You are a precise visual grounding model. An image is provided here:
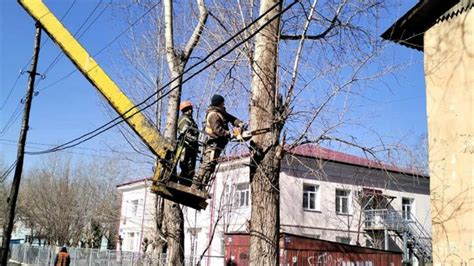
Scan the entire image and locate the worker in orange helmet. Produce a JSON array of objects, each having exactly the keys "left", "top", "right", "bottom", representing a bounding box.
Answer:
[{"left": 177, "top": 100, "right": 199, "bottom": 186}]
